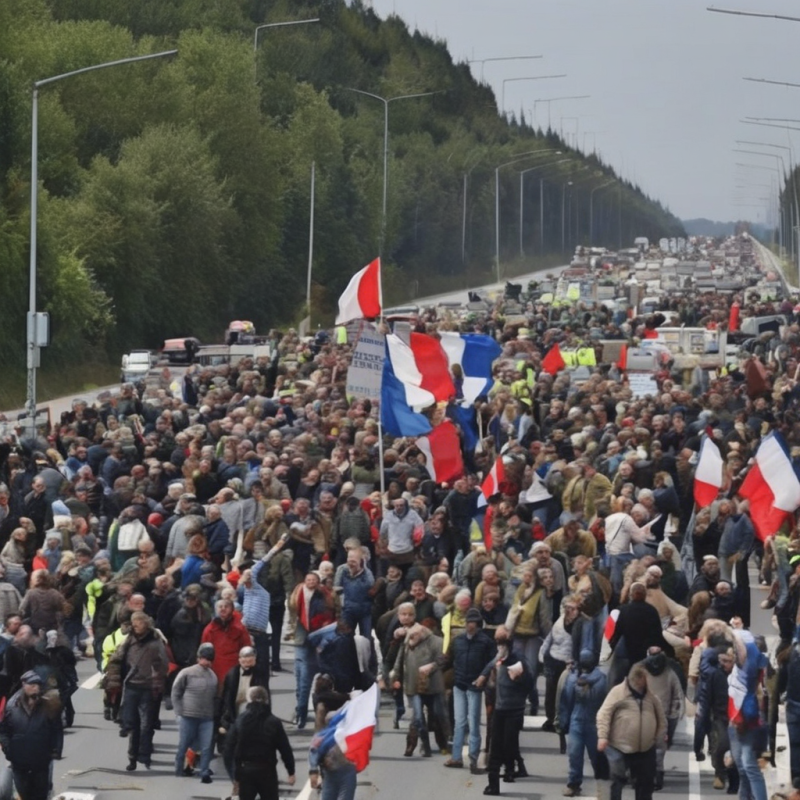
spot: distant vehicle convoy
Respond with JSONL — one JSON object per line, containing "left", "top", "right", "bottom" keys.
{"left": 120, "top": 350, "right": 156, "bottom": 383}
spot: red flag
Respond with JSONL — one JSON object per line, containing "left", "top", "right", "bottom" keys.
{"left": 541, "top": 343, "right": 566, "bottom": 375}
{"left": 617, "top": 343, "right": 627, "bottom": 371}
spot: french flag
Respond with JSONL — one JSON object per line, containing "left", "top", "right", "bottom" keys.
{"left": 336, "top": 258, "right": 382, "bottom": 325}
{"left": 312, "top": 683, "right": 378, "bottom": 773}
{"left": 416, "top": 421, "right": 464, "bottom": 484}
{"left": 738, "top": 431, "right": 800, "bottom": 540}
{"left": 481, "top": 456, "right": 505, "bottom": 501}
{"left": 380, "top": 333, "right": 455, "bottom": 436}
{"left": 693, "top": 435, "right": 723, "bottom": 507}
{"left": 438, "top": 332, "right": 502, "bottom": 405}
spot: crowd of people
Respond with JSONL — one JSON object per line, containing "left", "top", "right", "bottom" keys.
{"left": 0, "top": 242, "right": 798, "bottom": 800}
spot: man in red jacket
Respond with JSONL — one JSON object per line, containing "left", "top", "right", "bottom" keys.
{"left": 201, "top": 599, "right": 252, "bottom": 690}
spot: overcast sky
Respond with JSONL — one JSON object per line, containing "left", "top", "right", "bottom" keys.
{"left": 371, "top": 0, "right": 800, "bottom": 224}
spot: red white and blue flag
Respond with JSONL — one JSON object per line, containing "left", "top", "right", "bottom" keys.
{"left": 416, "top": 421, "right": 464, "bottom": 484}
{"left": 380, "top": 332, "right": 455, "bottom": 436}
{"left": 738, "top": 431, "right": 800, "bottom": 540}
{"left": 693, "top": 435, "right": 723, "bottom": 508}
{"left": 316, "top": 683, "right": 378, "bottom": 772}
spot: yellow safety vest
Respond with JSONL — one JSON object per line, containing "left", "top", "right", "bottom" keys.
{"left": 576, "top": 347, "right": 597, "bottom": 366}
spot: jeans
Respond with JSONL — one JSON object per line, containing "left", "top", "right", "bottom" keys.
{"left": 787, "top": 698, "right": 800, "bottom": 788}
{"left": 608, "top": 552, "right": 635, "bottom": 596}
{"left": 567, "top": 717, "right": 600, "bottom": 787}
{"left": 269, "top": 602, "right": 286, "bottom": 668}
{"left": 452, "top": 687, "right": 483, "bottom": 764}
{"left": 728, "top": 725, "right": 768, "bottom": 800}
{"left": 175, "top": 716, "right": 214, "bottom": 778}
{"left": 512, "top": 635, "right": 542, "bottom": 713}
{"left": 320, "top": 760, "right": 357, "bottom": 800}
{"left": 294, "top": 642, "right": 317, "bottom": 725}
{"left": 122, "top": 684, "right": 158, "bottom": 763}
{"left": 343, "top": 607, "right": 372, "bottom": 639}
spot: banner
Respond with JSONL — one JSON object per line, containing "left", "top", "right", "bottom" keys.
{"left": 346, "top": 326, "right": 385, "bottom": 400}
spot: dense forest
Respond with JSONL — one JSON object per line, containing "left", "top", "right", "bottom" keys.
{"left": 0, "top": 0, "right": 684, "bottom": 398}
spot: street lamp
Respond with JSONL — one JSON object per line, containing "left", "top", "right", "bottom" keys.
{"left": 560, "top": 167, "right": 591, "bottom": 255}
{"left": 344, "top": 87, "right": 444, "bottom": 256}
{"left": 532, "top": 95, "right": 590, "bottom": 129}
{"left": 734, "top": 149, "right": 787, "bottom": 254}
{"left": 589, "top": 180, "right": 616, "bottom": 246}
{"left": 26, "top": 49, "right": 178, "bottom": 433}
{"left": 501, "top": 75, "right": 566, "bottom": 116}
{"left": 253, "top": 18, "right": 320, "bottom": 52}
{"left": 467, "top": 55, "right": 542, "bottom": 81}
{"left": 494, "top": 149, "right": 562, "bottom": 280}
{"left": 518, "top": 157, "right": 569, "bottom": 256}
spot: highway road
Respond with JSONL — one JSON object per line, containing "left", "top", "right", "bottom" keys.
{"left": 1, "top": 261, "right": 571, "bottom": 424}
{"left": 43, "top": 579, "right": 791, "bottom": 800}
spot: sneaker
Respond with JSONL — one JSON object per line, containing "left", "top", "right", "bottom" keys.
{"left": 563, "top": 786, "right": 580, "bottom": 797}
{"left": 695, "top": 751, "right": 706, "bottom": 762}
{"left": 443, "top": 759, "right": 464, "bottom": 768}
{"left": 540, "top": 720, "right": 556, "bottom": 732}
{"left": 713, "top": 776, "right": 725, "bottom": 790}
{"left": 201, "top": 775, "right": 212, "bottom": 784}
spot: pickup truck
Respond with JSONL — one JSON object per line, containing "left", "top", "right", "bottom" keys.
{"left": 121, "top": 350, "right": 155, "bottom": 383}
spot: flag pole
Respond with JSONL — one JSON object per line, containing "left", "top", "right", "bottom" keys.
{"left": 376, "top": 258, "right": 386, "bottom": 506}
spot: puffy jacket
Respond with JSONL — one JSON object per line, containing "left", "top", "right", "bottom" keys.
{"left": 596, "top": 678, "right": 666, "bottom": 754}
{"left": 492, "top": 655, "right": 534, "bottom": 712}
{"left": 171, "top": 662, "right": 218, "bottom": 719}
{"left": 205, "top": 518, "right": 232, "bottom": 557}
{"left": 450, "top": 629, "right": 496, "bottom": 691}
{"left": 541, "top": 616, "right": 575, "bottom": 665}
{"left": 0, "top": 690, "right": 60, "bottom": 769}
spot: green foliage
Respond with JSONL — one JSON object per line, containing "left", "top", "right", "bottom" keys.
{"left": 0, "top": 0, "right": 685, "bottom": 403}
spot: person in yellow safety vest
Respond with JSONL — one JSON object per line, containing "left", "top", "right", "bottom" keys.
{"left": 102, "top": 623, "right": 130, "bottom": 671}
{"left": 576, "top": 346, "right": 597, "bottom": 366}
{"left": 335, "top": 326, "right": 348, "bottom": 345}
{"left": 515, "top": 360, "right": 536, "bottom": 390}
{"left": 562, "top": 350, "right": 578, "bottom": 368}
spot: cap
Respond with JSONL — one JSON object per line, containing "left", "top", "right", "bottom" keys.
{"left": 466, "top": 607, "right": 483, "bottom": 625}
{"left": 21, "top": 670, "right": 43, "bottom": 686}
{"left": 197, "top": 643, "right": 215, "bottom": 662}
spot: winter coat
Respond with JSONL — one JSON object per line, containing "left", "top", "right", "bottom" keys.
{"left": 392, "top": 624, "right": 444, "bottom": 696}
{"left": 541, "top": 615, "right": 575, "bottom": 665}
{"left": 699, "top": 648, "right": 729, "bottom": 722}
{"left": 111, "top": 519, "right": 150, "bottom": 571}
{"left": 205, "top": 518, "right": 232, "bottom": 557}
{"left": 19, "top": 587, "right": 64, "bottom": 633}
{"left": 491, "top": 654, "right": 534, "bottom": 712}
{"left": 558, "top": 665, "right": 608, "bottom": 734}
{"left": 449, "top": 629, "right": 496, "bottom": 691}
{"left": 220, "top": 662, "right": 270, "bottom": 731}
{"left": 170, "top": 604, "right": 212, "bottom": 667}
{"left": 201, "top": 616, "right": 252, "bottom": 686}
{"left": 333, "top": 508, "right": 372, "bottom": 550}
{"left": 638, "top": 655, "right": 684, "bottom": 720}
{"left": 596, "top": 678, "right": 666, "bottom": 754}
{"left": 258, "top": 549, "right": 294, "bottom": 603}
{"left": 0, "top": 691, "right": 60, "bottom": 770}
{"left": 507, "top": 584, "right": 551, "bottom": 638}
{"left": 335, "top": 566, "right": 375, "bottom": 617}
{"left": 224, "top": 702, "right": 295, "bottom": 777}
{"left": 121, "top": 625, "right": 168, "bottom": 693}
{"left": 171, "top": 662, "right": 218, "bottom": 719}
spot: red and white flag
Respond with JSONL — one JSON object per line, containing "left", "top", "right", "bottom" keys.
{"left": 336, "top": 258, "right": 381, "bottom": 325}
{"left": 693, "top": 435, "right": 723, "bottom": 507}
{"left": 738, "top": 432, "right": 800, "bottom": 540}
{"left": 333, "top": 683, "right": 378, "bottom": 772}
{"left": 481, "top": 456, "right": 505, "bottom": 501}
{"left": 416, "top": 421, "right": 464, "bottom": 485}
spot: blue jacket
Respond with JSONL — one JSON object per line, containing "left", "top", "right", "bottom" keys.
{"left": 451, "top": 629, "right": 496, "bottom": 691}
{"left": 336, "top": 566, "right": 375, "bottom": 615}
{"left": 205, "top": 518, "right": 232, "bottom": 557}
{"left": 558, "top": 665, "right": 607, "bottom": 734}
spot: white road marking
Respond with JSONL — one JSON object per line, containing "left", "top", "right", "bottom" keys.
{"left": 79, "top": 672, "right": 103, "bottom": 690}
{"left": 294, "top": 778, "right": 314, "bottom": 800}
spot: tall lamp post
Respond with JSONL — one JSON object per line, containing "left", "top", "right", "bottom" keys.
{"left": 518, "top": 157, "right": 569, "bottom": 256}
{"left": 467, "top": 55, "right": 542, "bottom": 82}
{"left": 735, "top": 149, "right": 786, "bottom": 255}
{"left": 501, "top": 75, "right": 566, "bottom": 116}
{"left": 27, "top": 49, "right": 177, "bottom": 433}
{"left": 589, "top": 180, "right": 617, "bottom": 246}
{"left": 344, "top": 88, "right": 443, "bottom": 256}
{"left": 494, "top": 149, "right": 562, "bottom": 280}
{"left": 532, "top": 95, "right": 590, "bottom": 129}
{"left": 253, "top": 17, "right": 320, "bottom": 52}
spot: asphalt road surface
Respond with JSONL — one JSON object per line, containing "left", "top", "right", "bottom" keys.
{"left": 39, "top": 576, "right": 791, "bottom": 800}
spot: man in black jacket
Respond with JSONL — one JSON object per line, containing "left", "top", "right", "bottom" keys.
{"left": 219, "top": 646, "right": 271, "bottom": 743}
{"left": 443, "top": 607, "right": 496, "bottom": 774}
{"left": 0, "top": 670, "right": 59, "bottom": 800}
{"left": 224, "top": 685, "right": 295, "bottom": 800}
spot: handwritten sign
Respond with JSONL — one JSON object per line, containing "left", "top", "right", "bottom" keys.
{"left": 346, "top": 327, "right": 385, "bottom": 399}
{"left": 628, "top": 372, "right": 659, "bottom": 398}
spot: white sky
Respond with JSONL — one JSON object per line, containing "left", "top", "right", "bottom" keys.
{"left": 370, "top": 0, "right": 800, "bottom": 223}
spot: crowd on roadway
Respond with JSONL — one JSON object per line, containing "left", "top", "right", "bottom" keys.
{"left": 0, "top": 245, "right": 800, "bottom": 800}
